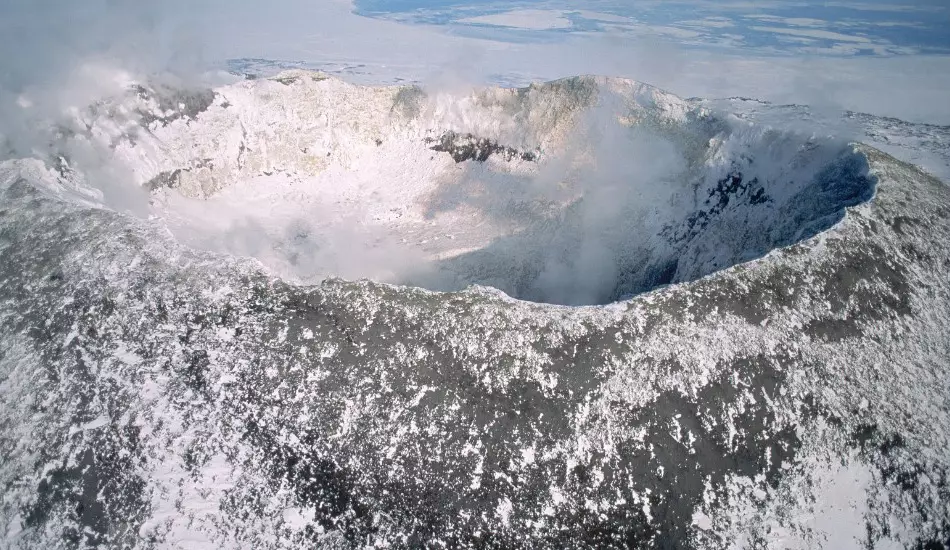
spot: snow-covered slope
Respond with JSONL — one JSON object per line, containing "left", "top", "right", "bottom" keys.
{"left": 694, "top": 95, "right": 950, "bottom": 184}
{"left": 1, "top": 72, "right": 948, "bottom": 549}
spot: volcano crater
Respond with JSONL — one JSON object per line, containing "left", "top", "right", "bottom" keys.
{"left": 130, "top": 74, "right": 875, "bottom": 306}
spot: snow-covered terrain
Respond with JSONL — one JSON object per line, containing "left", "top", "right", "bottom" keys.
{"left": 0, "top": 71, "right": 948, "bottom": 549}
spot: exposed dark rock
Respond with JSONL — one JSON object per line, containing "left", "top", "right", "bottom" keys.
{"left": 426, "top": 131, "right": 538, "bottom": 163}
{"left": 143, "top": 168, "right": 183, "bottom": 192}
{"left": 132, "top": 83, "right": 215, "bottom": 127}
{"left": 272, "top": 75, "right": 301, "bottom": 86}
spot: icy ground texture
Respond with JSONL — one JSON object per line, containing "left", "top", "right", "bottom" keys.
{"left": 95, "top": 72, "right": 872, "bottom": 305}
{"left": 1, "top": 74, "right": 949, "bottom": 549}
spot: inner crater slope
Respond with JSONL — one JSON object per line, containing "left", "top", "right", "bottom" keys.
{"left": 111, "top": 72, "right": 875, "bottom": 305}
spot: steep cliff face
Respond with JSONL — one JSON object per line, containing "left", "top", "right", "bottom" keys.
{"left": 1, "top": 73, "right": 948, "bottom": 549}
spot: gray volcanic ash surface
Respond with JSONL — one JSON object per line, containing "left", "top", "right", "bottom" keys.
{"left": 0, "top": 73, "right": 949, "bottom": 549}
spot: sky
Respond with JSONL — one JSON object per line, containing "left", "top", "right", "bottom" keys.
{"left": 0, "top": 0, "right": 949, "bottom": 123}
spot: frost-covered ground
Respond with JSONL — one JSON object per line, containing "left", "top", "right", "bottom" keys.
{"left": 2, "top": 0, "right": 950, "bottom": 547}
{"left": 0, "top": 71, "right": 949, "bottom": 549}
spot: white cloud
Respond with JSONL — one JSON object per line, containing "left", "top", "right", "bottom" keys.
{"left": 823, "top": 1, "right": 946, "bottom": 12}
{"left": 570, "top": 10, "right": 634, "bottom": 24}
{"left": 750, "top": 26, "right": 873, "bottom": 43}
{"left": 641, "top": 25, "right": 705, "bottom": 39}
{"left": 680, "top": 18, "right": 736, "bottom": 29}
{"left": 743, "top": 15, "right": 829, "bottom": 27}
{"left": 458, "top": 9, "right": 573, "bottom": 31}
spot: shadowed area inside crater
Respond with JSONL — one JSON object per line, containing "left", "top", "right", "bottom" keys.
{"left": 398, "top": 130, "right": 876, "bottom": 305}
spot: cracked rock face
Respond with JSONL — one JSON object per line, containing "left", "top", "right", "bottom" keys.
{"left": 1, "top": 72, "right": 949, "bottom": 549}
